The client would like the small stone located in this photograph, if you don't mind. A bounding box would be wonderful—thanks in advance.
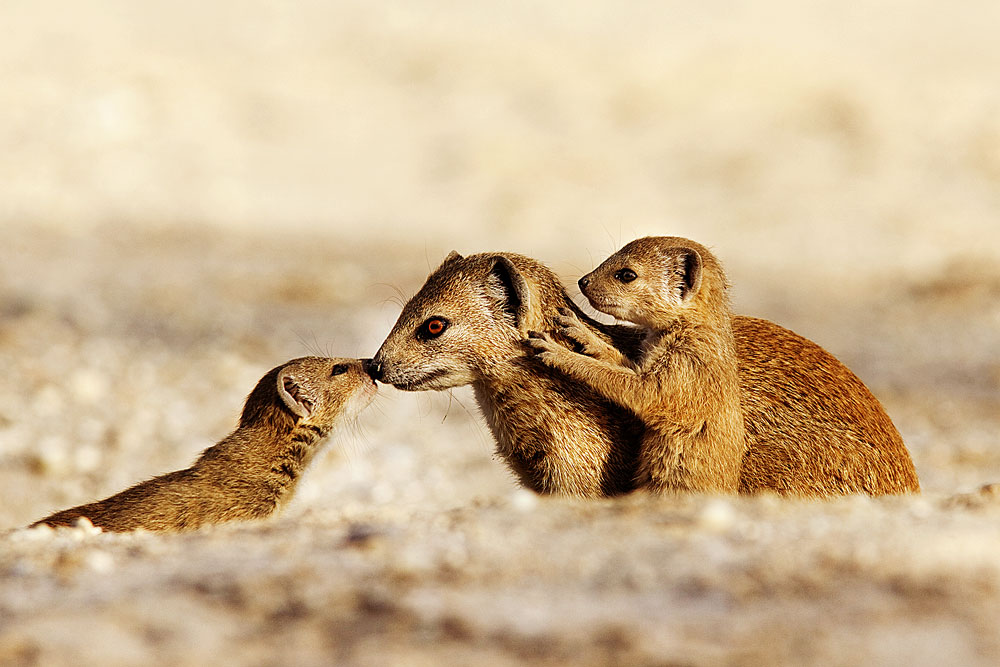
[72,516,103,537]
[69,368,109,404]
[9,524,55,542]
[698,498,736,532]
[34,437,71,476]
[508,488,539,512]
[85,551,115,574]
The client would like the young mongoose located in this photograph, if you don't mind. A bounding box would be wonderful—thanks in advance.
[523,237,745,494]
[370,250,919,497]
[33,357,377,532]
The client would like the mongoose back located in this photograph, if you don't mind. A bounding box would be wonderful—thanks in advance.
[370,250,920,497]
[524,237,745,494]
[34,357,377,531]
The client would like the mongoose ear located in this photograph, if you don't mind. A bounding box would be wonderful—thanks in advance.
[277,371,314,418]
[677,248,704,301]
[487,255,531,333]
[438,250,464,268]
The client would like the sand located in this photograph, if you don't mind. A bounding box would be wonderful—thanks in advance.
[2,2,1000,665]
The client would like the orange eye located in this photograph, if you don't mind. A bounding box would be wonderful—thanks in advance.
[420,317,448,339]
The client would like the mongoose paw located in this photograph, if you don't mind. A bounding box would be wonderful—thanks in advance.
[522,333,563,365]
[554,309,601,355]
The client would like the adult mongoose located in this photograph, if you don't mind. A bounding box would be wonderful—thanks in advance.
[369,250,919,497]
[524,237,745,494]
[33,357,377,531]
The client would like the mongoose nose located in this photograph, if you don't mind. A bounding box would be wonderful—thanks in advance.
[363,358,383,382]
[578,276,590,291]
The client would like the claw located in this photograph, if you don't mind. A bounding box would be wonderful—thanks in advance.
[522,336,550,352]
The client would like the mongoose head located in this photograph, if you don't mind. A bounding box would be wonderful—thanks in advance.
[578,236,728,328]
[240,357,378,435]
[370,251,570,390]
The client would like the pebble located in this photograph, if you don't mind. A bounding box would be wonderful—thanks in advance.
[508,488,539,513]
[85,550,115,574]
[71,516,104,538]
[69,368,109,404]
[697,498,736,532]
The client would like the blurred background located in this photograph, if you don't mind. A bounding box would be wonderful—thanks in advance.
[4,1,1000,262]
[2,0,1000,520]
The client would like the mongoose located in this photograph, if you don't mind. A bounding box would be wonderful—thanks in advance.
[33,357,377,531]
[370,251,643,496]
[523,237,745,494]
[369,250,920,497]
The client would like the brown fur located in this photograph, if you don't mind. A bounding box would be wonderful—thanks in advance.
[371,250,919,497]
[33,357,377,531]
[370,251,643,496]
[524,237,745,494]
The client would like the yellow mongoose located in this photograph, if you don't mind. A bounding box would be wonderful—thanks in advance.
[370,250,919,496]
[524,237,745,494]
[33,357,376,531]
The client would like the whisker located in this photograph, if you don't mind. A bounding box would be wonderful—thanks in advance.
[445,390,492,452]
[294,329,324,357]
[442,389,453,423]
[373,282,409,309]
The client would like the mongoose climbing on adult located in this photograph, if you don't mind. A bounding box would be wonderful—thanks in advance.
[523,237,745,495]
[369,248,919,496]
[34,357,377,531]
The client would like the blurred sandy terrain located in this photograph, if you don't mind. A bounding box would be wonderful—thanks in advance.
[1,1,999,665]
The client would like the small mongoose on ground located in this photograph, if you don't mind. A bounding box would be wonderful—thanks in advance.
[370,249,919,497]
[523,237,746,494]
[33,357,377,531]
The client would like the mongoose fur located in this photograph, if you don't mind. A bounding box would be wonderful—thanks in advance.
[524,237,746,494]
[33,357,377,531]
[370,250,919,497]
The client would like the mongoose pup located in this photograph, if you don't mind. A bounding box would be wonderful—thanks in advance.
[33,357,377,531]
[370,250,919,497]
[523,237,745,494]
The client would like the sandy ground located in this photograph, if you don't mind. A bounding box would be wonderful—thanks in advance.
[2,1,1000,665]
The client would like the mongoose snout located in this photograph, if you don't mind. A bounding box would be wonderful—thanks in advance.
[267,357,378,429]
[33,356,377,532]
[370,251,526,392]
[362,357,382,382]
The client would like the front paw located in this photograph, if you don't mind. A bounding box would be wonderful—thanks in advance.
[522,332,564,366]
[555,308,601,354]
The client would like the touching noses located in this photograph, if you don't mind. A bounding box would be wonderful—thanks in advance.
[363,358,383,382]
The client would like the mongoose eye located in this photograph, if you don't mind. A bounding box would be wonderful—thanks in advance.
[418,317,449,340]
[614,268,638,283]
[331,364,350,376]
